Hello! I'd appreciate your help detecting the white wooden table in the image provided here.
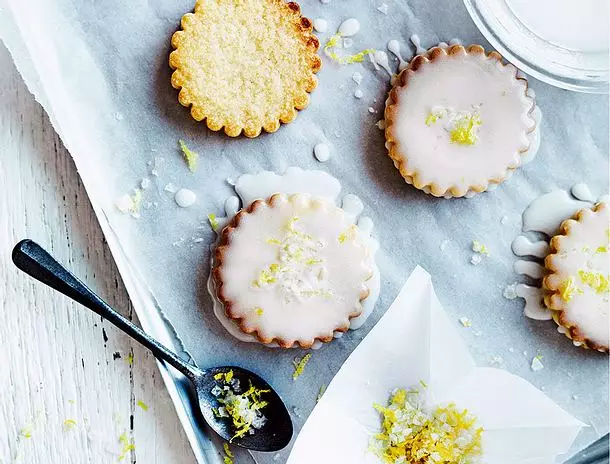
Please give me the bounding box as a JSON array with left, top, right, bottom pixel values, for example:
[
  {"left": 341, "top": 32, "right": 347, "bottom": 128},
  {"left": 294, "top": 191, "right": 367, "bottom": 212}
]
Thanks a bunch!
[{"left": 0, "top": 43, "right": 195, "bottom": 464}]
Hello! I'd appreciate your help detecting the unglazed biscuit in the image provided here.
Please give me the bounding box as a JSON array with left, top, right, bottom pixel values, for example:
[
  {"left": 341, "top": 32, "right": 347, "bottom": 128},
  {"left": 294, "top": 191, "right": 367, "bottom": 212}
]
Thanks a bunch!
[
  {"left": 543, "top": 203, "right": 609, "bottom": 352},
  {"left": 385, "top": 44, "right": 537, "bottom": 198},
  {"left": 170, "top": 0, "right": 321, "bottom": 137},
  {"left": 212, "top": 193, "right": 372, "bottom": 348}
]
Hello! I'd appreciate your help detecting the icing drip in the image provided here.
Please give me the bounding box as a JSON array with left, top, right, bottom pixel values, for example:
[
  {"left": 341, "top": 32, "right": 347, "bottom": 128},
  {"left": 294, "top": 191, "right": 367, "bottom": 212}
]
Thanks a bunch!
[
  {"left": 373, "top": 50, "right": 393, "bottom": 77},
  {"left": 511, "top": 236, "right": 549, "bottom": 258},
  {"left": 515, "top": 284, "right": 551, "bottom": 320},
  {"left": 571, "top": 183, "right": 595, "bottom": 202},
  {"left": 338, "top": 18, "right": 360, "bottom": 37},
  {"left": 207, "top": 168, "right": 381, "bottom": 348},
  {"left": 514, "top": 260, "right": 545, "bottom": 279},
  {"left": 522, "top": 190, "right": 592, "bottom": 236},
  {"left": 387, "top": 39, "right": 408, "bottom": 71},
  {"left": 410, "top": 34, "right": 426, "bottom": 55}
]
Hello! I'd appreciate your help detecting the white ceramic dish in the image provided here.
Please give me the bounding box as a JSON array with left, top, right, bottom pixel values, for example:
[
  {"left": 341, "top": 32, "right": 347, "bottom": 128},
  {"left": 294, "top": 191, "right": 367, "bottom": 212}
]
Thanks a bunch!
[{"left": 464, "top": 0, "right": 609, "bottom": 93}]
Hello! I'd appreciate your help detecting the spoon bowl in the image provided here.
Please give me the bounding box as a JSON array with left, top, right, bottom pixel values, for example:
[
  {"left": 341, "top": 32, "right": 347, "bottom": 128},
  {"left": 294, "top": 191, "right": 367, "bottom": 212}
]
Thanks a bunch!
[{"left": 12, "top": 239, "right": 293, "bottom": 451}]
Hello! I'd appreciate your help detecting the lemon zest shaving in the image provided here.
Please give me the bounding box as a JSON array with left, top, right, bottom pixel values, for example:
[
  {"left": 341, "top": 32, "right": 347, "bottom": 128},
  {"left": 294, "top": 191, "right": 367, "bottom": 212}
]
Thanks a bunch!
[
  {"left": 316, "top": 384, "right": 327, "bottom": 403},
  {"left": 596, "top": 245, "right": 608, "bottom": 254},
  {"left": 118, "top": 432, "right": 135, "bottom": 461},
  {"left": 558, "top": 277, "right": 579, "bottom": 302},
  {"left": 214, "top": 370, "right": 234, "bottom": 383},
  {"left": 338, "top": 225, "right": 357, "bottom": 244},
  {"left": 292, "top": 353, "right": 312, "bottom": 381},
  {"left": 126, "top": 351, "right": 134, "bottom": 366},
  {"left": 179, "top": 139, "right": 198, "bottom": 173},
  {"left": 208, "top": 213, "right": 219, "bottom": 231},
  {"left": 254, "top": 307, "right": 264, "bottom": 316},
  {"left": 578, "top": 270, "right": 609, "bottom": 294},
  {"left": 472, "top": 240, "right": 490, "bottom": 256},
  {"left": 136, "top": 400, "right": 149, "bottom": 412},
  {"left": 63, "top": 419, "right": 77, "bottom": 431},
  {"left": 223, "top": 443, "right": 234, "bottom": 464},
  {"left": 324, "top": 34, "right": 375, "bottom": 65},
  {"left": 267, "top": 238, "right": 281, "bottom": 245},
  {"left": 20, "top": 426, "right": 33, "bottom": 439}
]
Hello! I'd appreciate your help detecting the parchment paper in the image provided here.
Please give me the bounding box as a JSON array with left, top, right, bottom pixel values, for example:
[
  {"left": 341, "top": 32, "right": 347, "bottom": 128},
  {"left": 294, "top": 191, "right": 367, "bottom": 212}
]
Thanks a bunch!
[{"left": 1, "top": 0, "right": 608, "bottom": 462}]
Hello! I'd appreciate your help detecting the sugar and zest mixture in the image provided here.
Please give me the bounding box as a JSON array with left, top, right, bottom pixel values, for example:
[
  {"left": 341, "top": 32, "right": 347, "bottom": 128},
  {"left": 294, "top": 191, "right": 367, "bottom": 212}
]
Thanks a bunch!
[
  {"left": 370, "top": 388, "right": 483, "bottom": 464},
  {"left": 170, "top": 0, "right": 319, "bottom": 135},
  {"left": 253, "top": 216, "right": 332, "bottom": 303}
]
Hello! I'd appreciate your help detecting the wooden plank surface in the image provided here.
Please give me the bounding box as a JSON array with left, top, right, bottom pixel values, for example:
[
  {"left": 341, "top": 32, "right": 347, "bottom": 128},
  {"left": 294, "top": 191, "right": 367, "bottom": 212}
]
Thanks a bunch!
[{"left": 0, "top": 42, "right": 195, "bottom": 464}]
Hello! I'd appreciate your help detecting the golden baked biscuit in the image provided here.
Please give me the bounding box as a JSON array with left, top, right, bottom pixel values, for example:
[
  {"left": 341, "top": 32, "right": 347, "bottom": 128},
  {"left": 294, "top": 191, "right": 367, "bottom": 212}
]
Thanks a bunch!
[{"left": 170, "top": 0, "right": 321, "bottom": 137}]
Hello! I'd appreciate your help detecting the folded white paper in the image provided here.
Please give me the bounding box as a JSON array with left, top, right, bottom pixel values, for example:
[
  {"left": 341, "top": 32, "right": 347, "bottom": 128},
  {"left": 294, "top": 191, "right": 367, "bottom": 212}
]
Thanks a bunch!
[{"left": 287, "top": 266, "right": 584, "bottom": 464}]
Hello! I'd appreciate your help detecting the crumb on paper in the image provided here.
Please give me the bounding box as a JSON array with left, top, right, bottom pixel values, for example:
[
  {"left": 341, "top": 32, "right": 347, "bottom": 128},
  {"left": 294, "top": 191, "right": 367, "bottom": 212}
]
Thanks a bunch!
[
  {"left": 352, "top": 71, "right": 363, "bottom": 85},
  {"left": 292, "top": 406, "right": 302, "bottom": 418},
  {"left": 500, "top": 215, "right": 509, "bottom": 225},
  {"left": 439, "top": 239, "right": 449, "bottom": 251},
  {"left": 164, "top": 182, "right": 177, "bottom": 193},
  {"left": 489, "top": 356, "right": 503, "bottom": 366},
  {"left": 354, "top": 88, "right": 364, "bottom": 99},
  {"left": 136, "top": 400, "right": 149, "bottom": 412},
  {"left": 115, "top": 189, "right": 143, "bottom": 218},
  {"left": 140, "top": 178, "right": 151, "bottom": 190},
  {"left": 572, "top": 394, "right": 579, "bottom": 400},
  {"left": 458, "top": 316, "right": 472, "bottom": 328},
  {"left": 377, "top": 3, "right": 388, "bottom": 14},
  {"left": 376, "top": 119, "right": 385, "bottom": 130},
  {"left": 503, "top": 283, "right": 518, "bottom": 300},
  {"left": 179, "top": 139, "right": 199, "bottom": 173},
  {"left": 470, "top": 254, "right": 482, "bottom": 266},
  {"left": 292, "top": 353, "right": 312, "bottom": 381},
  {"left": 531, "top": 355, "right": 544, "bottom": 372}
]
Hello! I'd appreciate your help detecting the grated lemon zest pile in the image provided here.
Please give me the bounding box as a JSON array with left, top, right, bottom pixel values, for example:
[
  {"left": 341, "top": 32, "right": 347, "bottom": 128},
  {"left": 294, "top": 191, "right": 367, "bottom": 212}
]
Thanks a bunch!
[
  {"left": 179, "top": 139, "right": 198, "bottom": 173},
  {"left": 118, "top": 432, "right": 136, "bottom": 461},
  {"left": 578, "top": 270, "right": 609, "bottom": 295},
  {"left": 208, "top": 213, "right": 219, "bottom": 231},
  {"left": 450, "top": 114, "right": 481, "bottom": 146},
  {"left": 323, "top": 34, "right": 374, "bottom": 65},
  {"left": 223, "top": 443, "right": 234, "bottom": 464},
  {"left": 370, "top": 389, "right": 483, "bottom": 464},
  {"left": 136, "top": 400, "right": 149, "bottom": 412},
  {"left": 292, "top": 353, "right": 312, "bottom": 381},
  {"left": 214, "top": 372, "right": 270, "bottom": 441}
]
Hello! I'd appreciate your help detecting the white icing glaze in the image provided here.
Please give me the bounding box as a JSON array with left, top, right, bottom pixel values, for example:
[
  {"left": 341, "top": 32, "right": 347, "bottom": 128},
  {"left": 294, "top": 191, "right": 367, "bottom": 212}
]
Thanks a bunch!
[
  {"left": 313, "top": 143, "right": 331, "bottom": 162},
  {"left": 511, "top": 184, "right": 607, "bottom": 323},
  {"left": 410, "top": 34, "right": 426, "bottom": 55},
  {"left": 387, "top": 39, "right": 408, "bottom": 71},
  {"left": 352, "top": 72, "right": 363, "bottom": 85},
  {"left": 338, "top": 18, "right": 360, "bottom": 37},
  {"left": 216, "top": 194, "right": 372, "bottom": 346},
  {"left": 208, "top": 168, "right": 381, "bottom": 348},
  {"left": 313, "top": 18, "right": 328, "bottom": 33},
  {"left": 389, "top": 48, "right": 536, "bottom": 196},
  {"left": 515, "top": 284, "right": 552, "bottom": 320},
  {"left": 514, "top": 260, "right": 545, "bottom": 279},
  {"left": 571, "top": 183, "right": 595, "bottom": 202},
  {"left": 522, "top": 190, "right": 591, "bottom": 236},
  {"left": 511, "top": 235, "right": 549, "bottom": 258},
  {"left": 174, "top": 188, "right": 196, "bottom": 208},
  {"left": 373, "top": 50, "right": 392, "bottom": 78},
  {"left": 545, "top": 204, "right": 609, "bottom": 348},
  {"left": 354, "top": 89, "right": 363, "bottom": 99}
]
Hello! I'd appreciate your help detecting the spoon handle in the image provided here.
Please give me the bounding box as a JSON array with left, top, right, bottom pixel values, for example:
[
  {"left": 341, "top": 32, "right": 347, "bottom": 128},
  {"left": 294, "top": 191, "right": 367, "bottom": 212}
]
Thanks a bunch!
[{"left": 12, "top": 239, "right": 202, "bottom": 382}]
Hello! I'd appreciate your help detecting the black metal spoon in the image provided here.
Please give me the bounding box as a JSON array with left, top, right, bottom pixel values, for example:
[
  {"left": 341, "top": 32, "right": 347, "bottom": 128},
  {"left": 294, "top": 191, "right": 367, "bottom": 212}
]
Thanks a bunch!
[{"left": 12, "top": 239, "right": 293, "bottom": 452}]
